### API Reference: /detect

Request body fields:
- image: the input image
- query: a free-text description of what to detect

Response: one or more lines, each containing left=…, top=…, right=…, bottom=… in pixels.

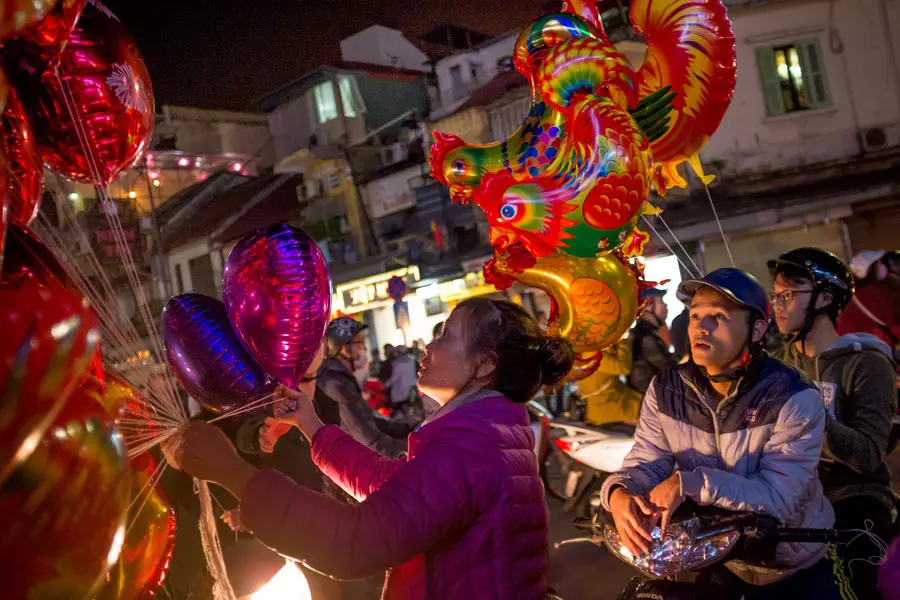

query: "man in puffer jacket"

left=601, top=269, right=845, bottom=597
left=770, top=248, right=897, bottom=599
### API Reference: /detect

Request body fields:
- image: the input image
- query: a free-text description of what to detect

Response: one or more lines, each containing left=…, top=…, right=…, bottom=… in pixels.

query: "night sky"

left=104, top=0, right=549, bottom=111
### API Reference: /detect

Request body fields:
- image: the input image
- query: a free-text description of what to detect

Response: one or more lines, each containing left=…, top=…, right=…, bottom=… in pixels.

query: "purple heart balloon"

left=163, top=293, right=274, bottom=414
left=223, top=224, right=332, bottom=387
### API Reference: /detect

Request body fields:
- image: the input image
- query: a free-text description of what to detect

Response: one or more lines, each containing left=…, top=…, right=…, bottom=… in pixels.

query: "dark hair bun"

left=538, top=336, right=575, bottom=386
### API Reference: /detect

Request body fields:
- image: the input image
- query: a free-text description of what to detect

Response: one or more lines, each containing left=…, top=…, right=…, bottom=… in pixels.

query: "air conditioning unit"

left=382, top=142, right=409, bottom=166
left=859, top=127, right=887, bottom=153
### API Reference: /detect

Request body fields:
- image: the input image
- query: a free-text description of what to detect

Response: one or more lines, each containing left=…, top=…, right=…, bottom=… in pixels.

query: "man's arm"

left=600, top=383, right=676, bottom=509
left=679, top=388, right=824, bottom=522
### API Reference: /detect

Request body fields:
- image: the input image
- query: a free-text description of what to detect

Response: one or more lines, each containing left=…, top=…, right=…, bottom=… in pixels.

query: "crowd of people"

left=159, top=247, right=899, bottom=600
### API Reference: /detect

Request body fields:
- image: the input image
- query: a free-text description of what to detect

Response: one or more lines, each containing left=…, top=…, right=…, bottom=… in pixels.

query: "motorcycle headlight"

left=603, top=518, right=740, bottom=578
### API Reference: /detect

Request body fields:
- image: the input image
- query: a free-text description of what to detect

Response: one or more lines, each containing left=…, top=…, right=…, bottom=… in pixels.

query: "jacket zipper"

left=680, top=374, right=742, bottom=470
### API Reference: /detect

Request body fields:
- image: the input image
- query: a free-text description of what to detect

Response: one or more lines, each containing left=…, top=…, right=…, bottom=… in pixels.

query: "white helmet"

left=849, top=250, right=887, bottom=279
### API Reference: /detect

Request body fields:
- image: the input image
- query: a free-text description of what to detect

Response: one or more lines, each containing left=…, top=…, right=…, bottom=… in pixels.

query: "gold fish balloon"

left=484, top=243, right=642, bottom=355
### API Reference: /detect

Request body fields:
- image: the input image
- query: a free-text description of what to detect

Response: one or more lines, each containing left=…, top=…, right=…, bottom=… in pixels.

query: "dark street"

left=546, top=497, right=635, bottom=600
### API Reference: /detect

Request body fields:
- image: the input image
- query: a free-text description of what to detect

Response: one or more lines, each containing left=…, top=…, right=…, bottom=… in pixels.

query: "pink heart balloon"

left=223, top=224, right=332, bottom=387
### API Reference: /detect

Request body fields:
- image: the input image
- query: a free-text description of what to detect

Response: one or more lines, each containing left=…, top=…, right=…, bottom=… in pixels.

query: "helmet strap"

left=702, top=312, right=762, bottom=386
left=789, top=287, right=828, bottom=353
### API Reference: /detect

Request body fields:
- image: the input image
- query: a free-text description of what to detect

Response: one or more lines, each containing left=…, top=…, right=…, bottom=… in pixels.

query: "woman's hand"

left=221, top=509, right=246, bottom=532
left=173, top=421, right=257, bottom=497
left=269, top=385, right=325, bottom=442
left=609, top=487, right=656, bottom=557
left=648, top=473, right=685, bottom=535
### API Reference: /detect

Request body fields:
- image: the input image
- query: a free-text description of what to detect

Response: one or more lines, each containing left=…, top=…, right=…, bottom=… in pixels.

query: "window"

left=338, top=75, right=366, bottom=118
left=313, top=82, right=338, bottom=124
left=756, top=39, right=830, bottom=117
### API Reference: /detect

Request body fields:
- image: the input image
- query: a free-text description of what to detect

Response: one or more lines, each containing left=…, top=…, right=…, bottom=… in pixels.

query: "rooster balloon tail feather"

left=629, top=0, right=737, bottom=166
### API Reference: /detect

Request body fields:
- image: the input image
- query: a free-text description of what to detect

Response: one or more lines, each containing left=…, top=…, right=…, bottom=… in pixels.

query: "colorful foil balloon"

left=224, top=224, right=332, bottom=388
left=630, top=0, right=737, bottom=172
left=432, top=0, right=736, bottom=257
left=0, top=0, right=59, bottom=42
left=474, top=95, right=654, bottom=258
left=163, top=293, right=274, bottom=414
left=484, top=243, right=640, bottom=354
left=0, top=384, right=131, bottom=599
left=0, top=223, right=99, bottom=486
left=11, top=1, right=154, bottom=184
left=568, top=350, right=604, bottom=382
left=1, top=79, right=44, bottom=227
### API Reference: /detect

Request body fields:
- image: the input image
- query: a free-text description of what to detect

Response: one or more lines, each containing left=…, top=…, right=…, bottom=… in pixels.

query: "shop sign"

left=336, top=267, right=420, bottom=313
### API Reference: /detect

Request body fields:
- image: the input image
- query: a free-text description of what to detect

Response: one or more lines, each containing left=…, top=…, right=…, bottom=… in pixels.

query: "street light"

left=225, top=539, right=312, bottom=600
left=249, top=562, right=311, bottom=600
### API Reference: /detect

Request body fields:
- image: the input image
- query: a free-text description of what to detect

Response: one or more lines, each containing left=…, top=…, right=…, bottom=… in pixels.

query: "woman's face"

left=417, top=308, right=492, bottom=406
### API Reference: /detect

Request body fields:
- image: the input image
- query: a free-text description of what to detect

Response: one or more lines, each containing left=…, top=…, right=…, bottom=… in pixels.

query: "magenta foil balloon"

left=163, top=293, right=274, bottom=414
left=223, top=224, right=332, bottom=387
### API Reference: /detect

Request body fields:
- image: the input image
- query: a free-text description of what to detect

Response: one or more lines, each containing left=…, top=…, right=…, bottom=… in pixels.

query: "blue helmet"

left=641, top=288, right=667, bottom=300
left=678, top=268, right=770, bottom=320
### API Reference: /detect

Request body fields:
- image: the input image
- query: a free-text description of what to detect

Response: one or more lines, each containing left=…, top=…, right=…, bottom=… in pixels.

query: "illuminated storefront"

left=331, top=266, right=440, bottom=349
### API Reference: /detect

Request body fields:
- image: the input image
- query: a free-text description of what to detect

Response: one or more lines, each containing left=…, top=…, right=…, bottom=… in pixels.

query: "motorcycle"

left=555, top=502, right=836, bottom=599
left=546, top=419, right=636, bottom=516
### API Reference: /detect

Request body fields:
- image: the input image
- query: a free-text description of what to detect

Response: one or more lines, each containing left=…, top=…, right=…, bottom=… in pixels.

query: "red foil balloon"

left=0, top=384, right=131, bottom=599
left=1, top=78, right=43, bottom=226
left=84, top=374, right=175, bottom=600
left=94, top=453, right=176, bottom=600
left=21, top=2, right=154, bottom=184
left=0, top=224, right=99, bottom=485
left=0, top=0, right=58, bottom=43
left=0, top=0, right=83, bottom=66
left=223, top=224, right=332, bottom=388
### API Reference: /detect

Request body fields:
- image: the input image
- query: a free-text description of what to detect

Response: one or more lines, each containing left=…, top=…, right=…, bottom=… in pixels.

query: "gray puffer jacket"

left=601, top=357, right=834, bottom=586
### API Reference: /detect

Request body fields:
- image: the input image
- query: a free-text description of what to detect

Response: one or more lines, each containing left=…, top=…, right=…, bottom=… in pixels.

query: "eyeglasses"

left=768, top=289, right=814, bottom=305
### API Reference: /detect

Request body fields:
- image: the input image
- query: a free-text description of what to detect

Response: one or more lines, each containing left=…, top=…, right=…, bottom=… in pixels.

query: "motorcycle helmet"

left=767, top=248, right=854, bottom=348
left=326, top=316, right=368, bottom=346
left=678, top=268, right=770, bottom=320
left=678, top=268, right=770, bottom=382
left=849, top=250, right=888, bottom=280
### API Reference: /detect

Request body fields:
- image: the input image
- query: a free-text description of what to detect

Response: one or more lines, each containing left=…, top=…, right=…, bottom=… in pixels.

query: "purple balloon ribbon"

left=223, top=224, right=332, bottom=387
left=163, top=293, right=274, bottom=414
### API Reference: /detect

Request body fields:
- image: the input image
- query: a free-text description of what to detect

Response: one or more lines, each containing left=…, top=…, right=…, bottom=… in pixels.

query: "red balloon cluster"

left=0, top=0, right=155, bottom=265
left=0, top=2, right=168, bottom=590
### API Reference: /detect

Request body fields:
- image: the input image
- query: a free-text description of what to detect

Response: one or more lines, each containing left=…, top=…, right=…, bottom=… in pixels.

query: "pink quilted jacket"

left=240, top=394, right=549, bottom=600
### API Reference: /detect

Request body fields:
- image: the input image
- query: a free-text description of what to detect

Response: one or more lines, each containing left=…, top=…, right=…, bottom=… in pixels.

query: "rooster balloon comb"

left=430, top=0, right=736, bottom=259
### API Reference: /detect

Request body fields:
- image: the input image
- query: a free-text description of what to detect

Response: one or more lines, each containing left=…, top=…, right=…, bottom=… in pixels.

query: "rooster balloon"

left=431, top=0, right=736, bottom=259
left=431, top=0, right=735, bottom=378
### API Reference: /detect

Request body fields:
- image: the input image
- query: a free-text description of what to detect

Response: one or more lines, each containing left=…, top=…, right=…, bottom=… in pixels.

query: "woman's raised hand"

left=267, top=385, right=325, bottom=442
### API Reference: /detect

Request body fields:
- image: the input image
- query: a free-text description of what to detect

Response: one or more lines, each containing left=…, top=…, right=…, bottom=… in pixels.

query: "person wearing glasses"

left=769, top=248, right=897, bottom=599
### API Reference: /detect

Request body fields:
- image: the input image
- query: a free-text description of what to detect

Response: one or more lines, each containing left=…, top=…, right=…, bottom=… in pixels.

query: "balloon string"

left=206, top=393, right=279, bottom=424
left=53, top=70, right=188, bottom=425
left=36, top=196, right=186, bottom=424
left=655, top=213, right=703, bottom=277
left=125, top=458, right=170, bottom=535
left=641, top=214, right=703, bottom=279
left=701, top=156, right=735, bottom=268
